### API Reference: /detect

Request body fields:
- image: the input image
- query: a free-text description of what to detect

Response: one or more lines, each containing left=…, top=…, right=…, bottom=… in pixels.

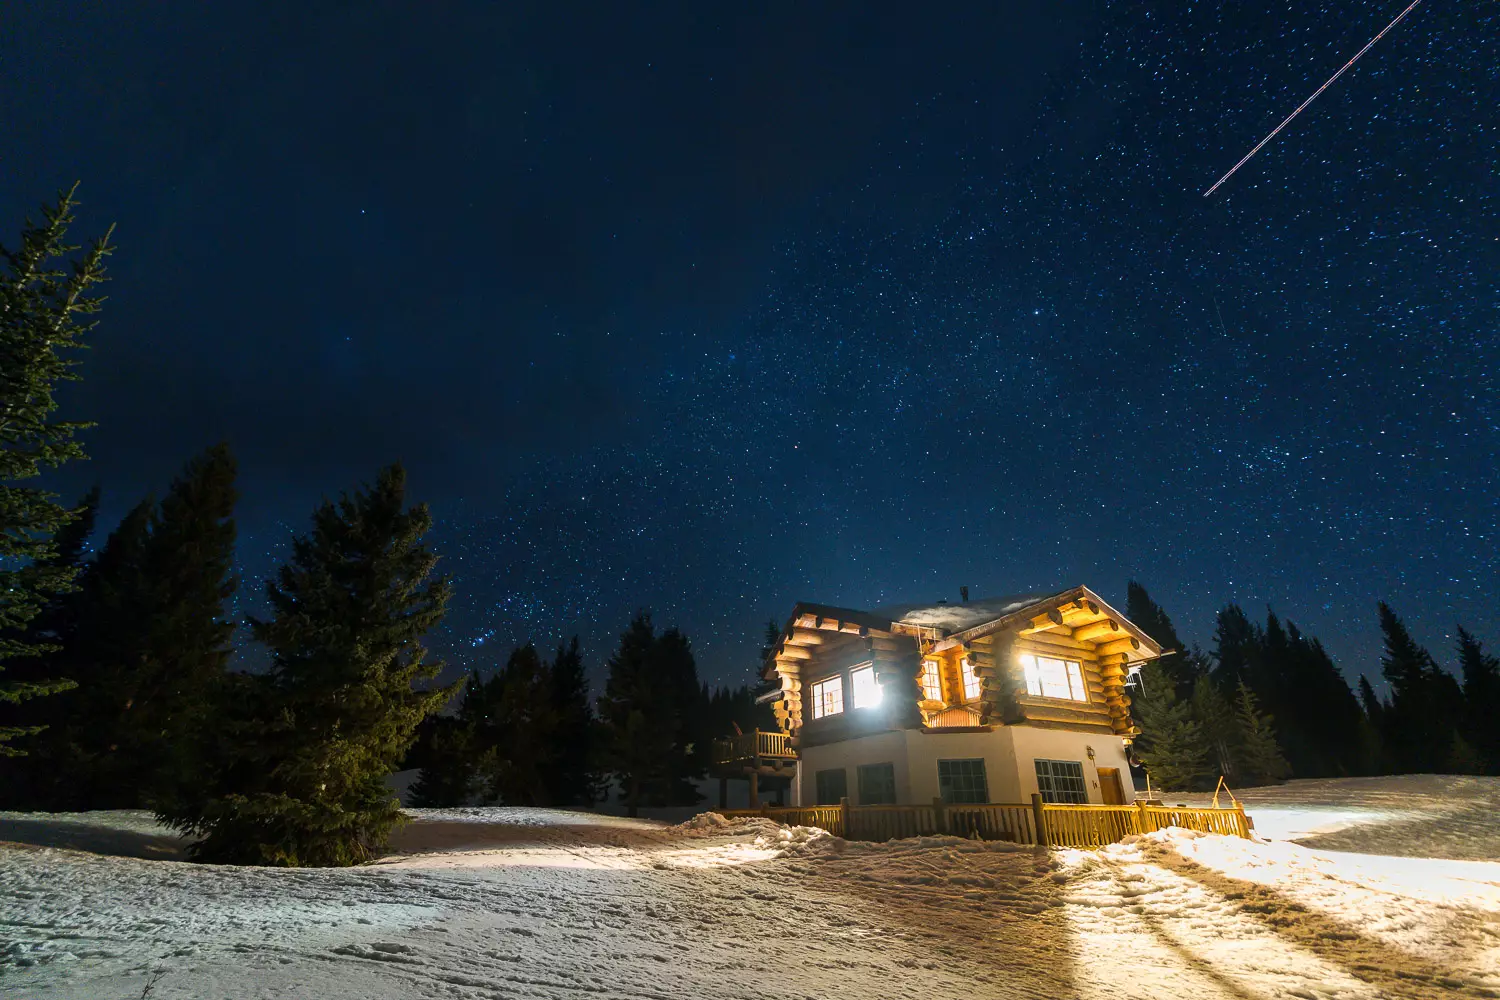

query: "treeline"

left=1126, top=583, right=1500, bottom=791
left=406, top=615, right=774, bottom=816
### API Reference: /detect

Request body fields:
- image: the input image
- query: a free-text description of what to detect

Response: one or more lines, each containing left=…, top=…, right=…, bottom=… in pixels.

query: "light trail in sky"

left=1203, top=0, right=1427, bottom=198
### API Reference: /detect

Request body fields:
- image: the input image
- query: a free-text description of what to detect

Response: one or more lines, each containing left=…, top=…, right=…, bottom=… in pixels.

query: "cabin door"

left=1097, top=767, right=1126, bottom=805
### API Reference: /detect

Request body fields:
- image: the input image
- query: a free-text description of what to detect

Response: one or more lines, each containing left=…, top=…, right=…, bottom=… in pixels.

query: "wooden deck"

left=712, top=729, right=796, bottom=765
left=722, top=795, right=1251, bottom=848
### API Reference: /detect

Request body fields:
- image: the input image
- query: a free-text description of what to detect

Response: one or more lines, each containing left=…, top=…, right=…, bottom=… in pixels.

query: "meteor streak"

left=1203, top=0, right=1426, bottom=197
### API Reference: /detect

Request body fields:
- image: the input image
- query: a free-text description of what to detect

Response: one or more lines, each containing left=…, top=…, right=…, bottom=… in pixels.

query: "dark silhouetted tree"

left=162, top=464, right=455, bottom=866
left=1130, top=660, right=1209, bottom=792
left=1457, top=626, right=1500, bottom=773
left=543, top=637, right=598, bottom=805
left=1233, top=681, right=1290, bottom=785
left=0, top=187, right=112, bottom=754
left=1377, top=603, right=1463, bottom=774
left=1126, top=582, right=1196, bottom=697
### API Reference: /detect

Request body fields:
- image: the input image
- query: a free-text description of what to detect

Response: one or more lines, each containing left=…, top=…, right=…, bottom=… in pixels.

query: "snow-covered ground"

left=3, top=776, right=1498, bottom=999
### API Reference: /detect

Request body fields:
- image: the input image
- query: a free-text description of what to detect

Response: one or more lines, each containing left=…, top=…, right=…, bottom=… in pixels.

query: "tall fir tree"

left=1377, top=603, right=1463, bottom=774
left=1232, top=681, right=1290, bottom=785
left=1130, top=659, right=1209, bottom=792
left=543, top=637, right=598, bottom=805
left=1191, top=673, right=1238, bottom=780
left=162, top=464, right=455, bottom=866
left=0, top=187, right=112, bottom=754
left=1209, top=604, right=1258, bottom=692
left=598, top=613, right=705, bottom=815
left=1126, top=582, right=1196, bottom=697
left=1456, top=626, right=1500, bottom=774
left=478, top=644, right=556, bottom=805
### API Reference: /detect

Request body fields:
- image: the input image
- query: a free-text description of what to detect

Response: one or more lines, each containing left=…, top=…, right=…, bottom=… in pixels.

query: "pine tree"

left=1446, top=730, right=1484, bottom=776
left=1191, top=674, right=1238, bottom=780
left=1233, top=681, right=1290, bottom=785
left=1126, top=582, right=1196, bottom=697
left=1378, top=603, right=1461, bottom=773
left=1209, top=604, right=1257, bottom=692
left=478, top=644, right=556, bottom=805
left=1456, top=626, right=1500, bottom=774
left=543, top=637, right=598, bottom=805
left=407, top=712, right=477, bottom=808
left=598, top=614, right=705, bottom=815
left=162, top=464, right=455, bottom=866
left=0, top=187, right=112, bottom=754
left=1130, top=659, right=1209, bottom=792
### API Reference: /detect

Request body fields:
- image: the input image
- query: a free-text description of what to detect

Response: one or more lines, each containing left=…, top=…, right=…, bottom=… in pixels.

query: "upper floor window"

left=959, top=657, right=982, bottom=701
left=811, top=676, right=844, bottom=719
left=920, top=659, right=943, bottom=701
left=850, top=664, right=883, bottom=710
left=1021, top=654, right=1088, bottom=702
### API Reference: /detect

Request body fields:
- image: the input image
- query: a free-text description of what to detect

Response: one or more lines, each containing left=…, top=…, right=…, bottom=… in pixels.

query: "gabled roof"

left=769, top=585, right=1165, bottom=660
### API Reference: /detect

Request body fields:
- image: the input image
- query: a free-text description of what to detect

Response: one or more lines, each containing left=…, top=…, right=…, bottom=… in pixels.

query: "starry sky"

left=3, top=1, right=1495, bottom=691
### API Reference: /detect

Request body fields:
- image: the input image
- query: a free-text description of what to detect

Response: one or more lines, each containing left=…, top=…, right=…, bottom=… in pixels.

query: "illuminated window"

left=960, top=657, right=982, bottom=701
left=850, top=664, right=883, bottom=710
left=1021, top=654, right=1089, bottom=702
left=811, top=676, right=844, bottom=719
left=920, top=659, right=943, bottom=701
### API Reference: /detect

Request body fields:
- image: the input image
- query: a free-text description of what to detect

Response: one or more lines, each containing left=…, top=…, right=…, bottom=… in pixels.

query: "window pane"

left=811, top=676, right=844, bottom=719
left=960, top=658, right=982, bottom=701
left=921, top=659, right=943, bottom=701
left=1023, top=655, right=1087, bottom=702
left=815, top=768, right=847, bottom=805
left=938, top=758, right=989, bottom=804
left=850, top=664, right=883, bottom=710
left=857, top=762, right=897, bottom=804
left=1034, top=758, right=1088, bottom=804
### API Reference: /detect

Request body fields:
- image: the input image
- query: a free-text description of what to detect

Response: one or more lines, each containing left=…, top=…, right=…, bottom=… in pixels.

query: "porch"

left=711, top=729, right=797, bottom=808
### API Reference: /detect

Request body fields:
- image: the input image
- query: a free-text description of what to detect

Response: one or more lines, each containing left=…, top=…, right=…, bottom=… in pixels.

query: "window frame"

left=937, top=758, right=989, bottom=804
left=810, top=675, right=845, bottom=719
left=1020, top=653, right=1090, bottom=703
left=1034, top=758, right=1089, bottom=804
left=856, top=762, right=897, bottom=805
left=959, top=656, right=982, bottom=701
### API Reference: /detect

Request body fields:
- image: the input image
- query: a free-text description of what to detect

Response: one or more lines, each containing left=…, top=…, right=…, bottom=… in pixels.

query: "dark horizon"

left=4, top=1, right=1494, bottom=691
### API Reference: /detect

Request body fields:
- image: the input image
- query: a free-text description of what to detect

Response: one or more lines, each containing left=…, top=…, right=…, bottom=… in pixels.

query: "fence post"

left=840, top=796, right=851, bottom=840
left=933, top=796, right=948, bottom=836
left=1234, top=800, right=1249, bottom=839
left=1134, top=799, right=1149, bottom=835
left=1031, top=793, right=1048, bottom=847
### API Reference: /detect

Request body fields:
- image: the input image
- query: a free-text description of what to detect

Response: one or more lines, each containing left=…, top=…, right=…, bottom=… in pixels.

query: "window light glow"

left=850, top=664, right=883, bottom=709
left=920, top=659, right=943, bottom=701
left=960, top=657, right=982, bottom=701
left=1021, top=654, right=1089, bottom=702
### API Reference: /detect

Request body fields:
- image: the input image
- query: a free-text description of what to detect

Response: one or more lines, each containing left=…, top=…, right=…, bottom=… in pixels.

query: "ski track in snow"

left=3, top=777, right=1500, bottom=999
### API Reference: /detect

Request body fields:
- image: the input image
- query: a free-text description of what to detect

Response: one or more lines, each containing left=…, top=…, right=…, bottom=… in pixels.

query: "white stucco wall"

left=795, top=725, right=1134, bottom=806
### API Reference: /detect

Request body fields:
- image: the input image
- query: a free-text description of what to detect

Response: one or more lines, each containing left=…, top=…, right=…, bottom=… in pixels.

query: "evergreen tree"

left=1446, top=730, right=1484, bottom=776
left=1232, top=681, right=1290, bottom=785
left=1456, top=626, right=1500, bottom=774
left=478, top=644, right=555, bottom=805
left=406, top=714, right=476, bottom=808
left=0, top=187, right=112, bottom=754
left=598, top=613, right=705, bottom=815
left=1126, top=582, right=1196, bottom=697
left=1378, top=603, right=1462, bottom=773
left=543, top=637, right=598, bottom=805
left=1190, top=673, right=1238, bottom=780
left=1209, top=604, right=1258, bottom=692
left=162, top=464, right=455, bottom=866
left=1130, top=659, right=1209, bottom=792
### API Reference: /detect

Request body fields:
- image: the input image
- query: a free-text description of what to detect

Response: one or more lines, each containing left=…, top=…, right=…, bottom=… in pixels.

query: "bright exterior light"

left=850, top=664, right=882, bottom=709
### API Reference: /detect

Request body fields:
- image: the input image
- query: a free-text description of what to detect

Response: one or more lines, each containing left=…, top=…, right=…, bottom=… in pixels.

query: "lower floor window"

left=1035, top=758, right=1088, bottom=804
left=815, top=768, right=848, bottom=805
left=938, top=758, right=989, bottom=804
left=857, top=762, right=897, bottom=804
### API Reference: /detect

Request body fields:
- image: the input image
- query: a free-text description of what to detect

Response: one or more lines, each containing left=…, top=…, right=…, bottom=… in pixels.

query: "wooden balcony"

left=712, top=729, right=797, bottom=766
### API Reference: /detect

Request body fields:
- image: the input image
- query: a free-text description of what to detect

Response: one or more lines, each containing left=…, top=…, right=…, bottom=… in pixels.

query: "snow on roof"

left=872, top=591, right=1073, bottom=634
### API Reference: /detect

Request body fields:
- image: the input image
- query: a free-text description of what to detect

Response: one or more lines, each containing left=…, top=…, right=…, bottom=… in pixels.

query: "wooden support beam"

left=1096, top=636, right=1142, bottom=658
left=1071, top=619, right=1121, bottom=643
left=1019, top=609, right=1068, bottom=636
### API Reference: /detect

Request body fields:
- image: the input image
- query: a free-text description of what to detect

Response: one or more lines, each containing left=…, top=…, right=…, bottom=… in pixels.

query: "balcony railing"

left=711, top=729, right=796, bottom=765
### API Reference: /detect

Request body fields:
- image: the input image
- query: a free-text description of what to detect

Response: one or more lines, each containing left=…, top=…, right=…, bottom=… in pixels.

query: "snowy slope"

left=3, top=777, right=1499, bottom=999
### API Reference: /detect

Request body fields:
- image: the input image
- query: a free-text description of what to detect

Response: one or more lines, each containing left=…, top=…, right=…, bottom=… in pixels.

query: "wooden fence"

left=722, top=795, right=1249, bottom=848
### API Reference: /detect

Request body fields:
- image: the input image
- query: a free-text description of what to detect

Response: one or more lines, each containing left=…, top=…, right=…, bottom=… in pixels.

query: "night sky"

left=3, top=2, right=1495, bottom=691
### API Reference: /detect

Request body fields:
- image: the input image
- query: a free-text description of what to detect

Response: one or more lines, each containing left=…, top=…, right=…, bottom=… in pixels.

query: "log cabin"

left=760, top=586, right=1162, bottom=808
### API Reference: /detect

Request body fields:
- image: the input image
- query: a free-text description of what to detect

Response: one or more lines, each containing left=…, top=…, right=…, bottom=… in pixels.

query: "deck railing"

left=712, top=729, right=796, bottom=764
left=722, top=795, right=1250, bottom=848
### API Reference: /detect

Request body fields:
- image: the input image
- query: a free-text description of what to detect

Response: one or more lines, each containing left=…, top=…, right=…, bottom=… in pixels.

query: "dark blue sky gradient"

left=3, top=2, right=1495, bottom=690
